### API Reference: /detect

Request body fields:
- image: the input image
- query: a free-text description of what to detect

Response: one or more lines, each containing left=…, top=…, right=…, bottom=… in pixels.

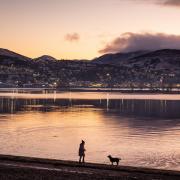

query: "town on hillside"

left=0, top=48, right=180, bottom=91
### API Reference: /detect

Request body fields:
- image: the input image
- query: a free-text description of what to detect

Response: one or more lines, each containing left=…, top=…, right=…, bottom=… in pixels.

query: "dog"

left=107, top=155, right=121, bottom=165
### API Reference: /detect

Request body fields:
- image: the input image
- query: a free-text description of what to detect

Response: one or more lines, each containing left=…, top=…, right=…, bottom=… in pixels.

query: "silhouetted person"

left=79, top=140, right=86, bottom=163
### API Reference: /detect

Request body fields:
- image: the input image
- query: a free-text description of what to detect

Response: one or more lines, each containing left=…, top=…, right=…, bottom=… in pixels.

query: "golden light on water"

left=2, top=92, right=180, bottom=100
left=0, top=103, right=180, bottom=170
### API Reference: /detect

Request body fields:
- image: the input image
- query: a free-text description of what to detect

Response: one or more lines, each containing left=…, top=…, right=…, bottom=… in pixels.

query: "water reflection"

left=0, top=93, right=179, bottom=170
left=1, top=97, right=180, bottom=118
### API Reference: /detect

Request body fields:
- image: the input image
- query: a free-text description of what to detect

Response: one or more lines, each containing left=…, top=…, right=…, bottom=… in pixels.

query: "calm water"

left=0, top=92, right=180, bottom=170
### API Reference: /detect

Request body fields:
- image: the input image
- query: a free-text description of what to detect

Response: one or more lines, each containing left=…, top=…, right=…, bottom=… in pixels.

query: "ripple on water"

left=138, top=152, right=180, bottom=170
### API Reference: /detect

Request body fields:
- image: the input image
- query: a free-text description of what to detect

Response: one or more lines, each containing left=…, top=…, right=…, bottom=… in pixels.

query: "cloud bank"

left=99, top=32, right=180, bottom=54
left=130, top=0, right=180, bottom=7
left=65, top=33, right=80, bottom=42
left=162, top=0, right=180, bottom=6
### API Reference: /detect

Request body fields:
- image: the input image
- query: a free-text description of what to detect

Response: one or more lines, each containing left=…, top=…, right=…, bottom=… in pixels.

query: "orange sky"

left=1, top=0, right=180, bottom=59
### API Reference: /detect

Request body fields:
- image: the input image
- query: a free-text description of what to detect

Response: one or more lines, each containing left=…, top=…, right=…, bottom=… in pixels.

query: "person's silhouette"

left=79, top=140, right=86, bottom=163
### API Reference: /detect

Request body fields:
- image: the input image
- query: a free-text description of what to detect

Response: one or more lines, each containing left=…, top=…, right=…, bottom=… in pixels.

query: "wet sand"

left=0, top=155, right=179, bottom=180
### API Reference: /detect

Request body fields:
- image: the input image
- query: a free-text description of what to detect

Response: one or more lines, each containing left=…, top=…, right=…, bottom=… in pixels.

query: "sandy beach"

left=0, top=154, right=179, bottom=180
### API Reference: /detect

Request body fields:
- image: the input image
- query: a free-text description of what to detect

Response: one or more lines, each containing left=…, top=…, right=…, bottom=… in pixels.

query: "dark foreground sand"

left=0, top=155, right=179, bottom=180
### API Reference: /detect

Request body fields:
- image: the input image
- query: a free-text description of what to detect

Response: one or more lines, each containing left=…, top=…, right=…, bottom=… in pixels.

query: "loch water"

left=0, top=92, right=179, bottom=170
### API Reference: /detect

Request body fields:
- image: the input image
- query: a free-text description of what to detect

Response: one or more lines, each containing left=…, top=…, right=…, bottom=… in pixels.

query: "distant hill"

left=34, top=55, right=58, bottom=62
left=92, top=49, right=180, bottom=69
left=117, top=49, right=180, bottom=71
left=92, top=51, right=149, bottom=65
left=0, top=48, right=31, bottom=62
left=0, top=48, right=180, bottom=88
left=0, top=48, right=35, bottom=68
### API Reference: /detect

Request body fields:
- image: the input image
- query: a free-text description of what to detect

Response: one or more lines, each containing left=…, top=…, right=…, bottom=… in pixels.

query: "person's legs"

left=82, top=155, right=85, bottom=163
left=79, top=156, right=82, bottom=163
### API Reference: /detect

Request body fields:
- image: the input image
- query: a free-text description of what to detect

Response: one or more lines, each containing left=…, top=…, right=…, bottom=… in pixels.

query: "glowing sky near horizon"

left=1, top=0, right=180, bottom=59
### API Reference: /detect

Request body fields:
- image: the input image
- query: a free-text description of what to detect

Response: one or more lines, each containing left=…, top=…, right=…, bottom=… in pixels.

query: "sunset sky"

left=1, top=0, right=180, bottom=59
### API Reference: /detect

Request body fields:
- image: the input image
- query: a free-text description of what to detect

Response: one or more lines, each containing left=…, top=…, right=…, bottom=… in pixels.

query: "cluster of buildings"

left=0, top=60, right=180, bottom=89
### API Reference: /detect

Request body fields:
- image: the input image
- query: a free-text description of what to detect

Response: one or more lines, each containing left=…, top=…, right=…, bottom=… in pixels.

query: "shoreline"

left=0, top=87, right=180, bottom=94
left=0, top=154, right=179, bottom=180
left=1, top=91, right=180, bottom=100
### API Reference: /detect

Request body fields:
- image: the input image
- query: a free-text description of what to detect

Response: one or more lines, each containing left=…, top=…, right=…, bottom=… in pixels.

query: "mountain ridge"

left=2, top=48, right=180, bottom=64
left=92, top=50, right=150, bottom=64
left=0, top=48, right=180, bottom=88
left=34, top=55, right=58, bottom=62
left=0, top=48, right=31, bottom=62
left=92, top=49, right=180, bottom=65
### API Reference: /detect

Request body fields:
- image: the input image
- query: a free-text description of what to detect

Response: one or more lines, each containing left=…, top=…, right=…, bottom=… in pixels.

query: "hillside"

left=0, top=48, right=31, bottom=62
left=92, top=49, right=180, bottom=68
left=119, top=49, right=180, bottom=69
left=0, top=48, right=180, bottom=88
left=92, top=50, right=149, bottom=65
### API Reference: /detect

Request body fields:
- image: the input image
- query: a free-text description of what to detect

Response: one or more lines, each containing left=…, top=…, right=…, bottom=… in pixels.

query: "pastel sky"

left=1, top=0, right=180, bottom=59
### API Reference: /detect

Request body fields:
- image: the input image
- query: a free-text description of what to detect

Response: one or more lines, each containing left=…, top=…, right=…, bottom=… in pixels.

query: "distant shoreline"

left=1, top=89, right=180, bottom=101
left=0, top=154, right=179, bottom=180
left=0, top=87, right=180, bottom=94
left=1, top=91, right=180, bottom=100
